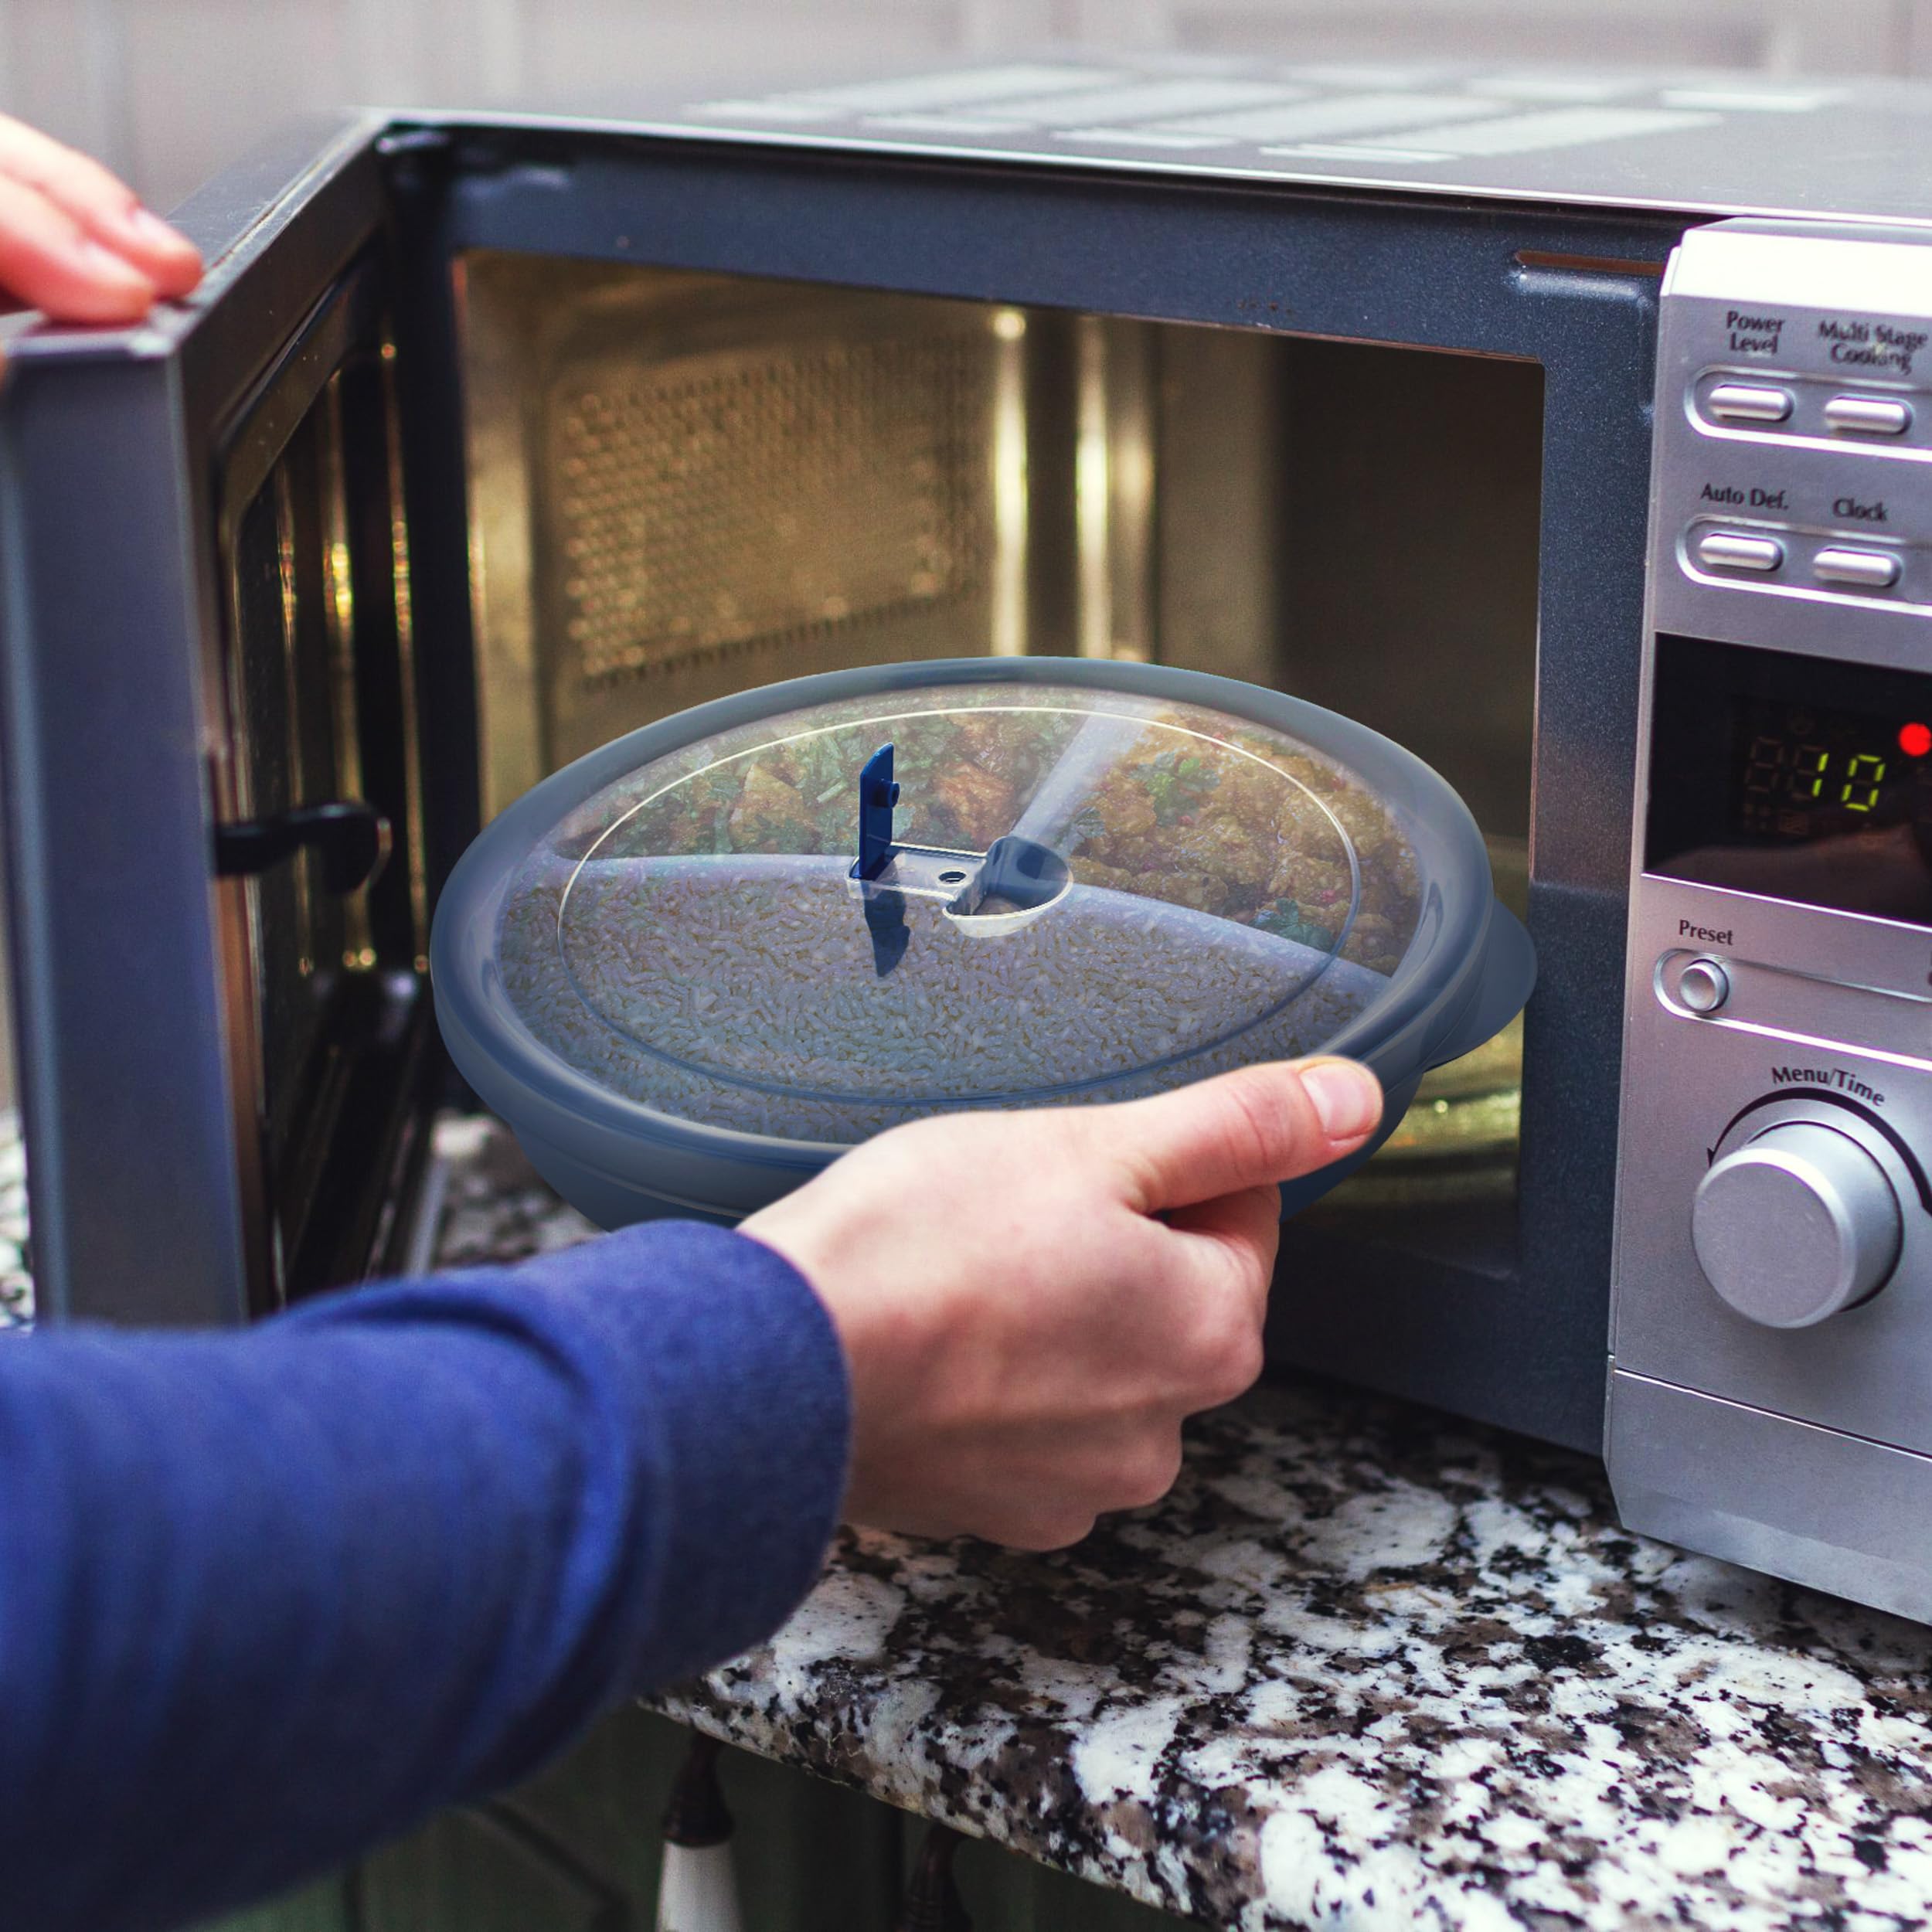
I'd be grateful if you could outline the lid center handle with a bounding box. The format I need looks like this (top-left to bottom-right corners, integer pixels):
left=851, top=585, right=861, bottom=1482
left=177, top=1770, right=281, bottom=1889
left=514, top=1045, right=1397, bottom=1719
left=845, top=740, right=1069, bottom=937
left=856, top=743, right=902, bottom=882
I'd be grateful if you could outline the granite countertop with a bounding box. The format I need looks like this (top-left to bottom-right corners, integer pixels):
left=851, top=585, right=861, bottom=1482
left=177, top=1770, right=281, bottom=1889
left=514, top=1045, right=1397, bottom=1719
left=0, top=1115, right=33, bottom=1332
left=436, top=1117, right=1932, bottom=1932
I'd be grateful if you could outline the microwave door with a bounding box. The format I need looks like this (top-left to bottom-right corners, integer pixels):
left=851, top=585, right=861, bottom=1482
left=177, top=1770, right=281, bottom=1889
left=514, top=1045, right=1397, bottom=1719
left=0, top=114, right=435, bottom=1329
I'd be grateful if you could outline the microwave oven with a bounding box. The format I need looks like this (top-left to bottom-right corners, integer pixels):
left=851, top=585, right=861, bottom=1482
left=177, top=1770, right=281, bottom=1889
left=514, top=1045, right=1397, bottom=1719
left=8, top=56, right=1932, bottom=1621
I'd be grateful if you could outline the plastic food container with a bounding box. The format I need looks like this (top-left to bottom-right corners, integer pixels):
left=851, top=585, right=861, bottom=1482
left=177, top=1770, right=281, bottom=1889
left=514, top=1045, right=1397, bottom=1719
left=432, top=658, right=1534, bottom=1227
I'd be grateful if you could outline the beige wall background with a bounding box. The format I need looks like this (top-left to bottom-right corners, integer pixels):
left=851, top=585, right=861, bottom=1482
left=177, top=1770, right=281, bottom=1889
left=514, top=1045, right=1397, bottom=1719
left=5, top=0, right=1932, bottom=213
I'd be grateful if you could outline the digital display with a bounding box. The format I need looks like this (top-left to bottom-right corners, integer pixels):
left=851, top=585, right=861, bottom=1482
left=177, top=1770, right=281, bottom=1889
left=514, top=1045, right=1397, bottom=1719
left=1649, top=635, right=1932, bottom=926
left=1732, top=700, right=1932, bottom=842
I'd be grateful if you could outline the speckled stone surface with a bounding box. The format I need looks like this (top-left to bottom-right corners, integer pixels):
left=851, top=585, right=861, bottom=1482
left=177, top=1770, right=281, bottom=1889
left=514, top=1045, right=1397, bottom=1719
left=662, top=1396, right=1932, bottom=1931
left=431, top=1112, right=603, bottom=1268
left=418, top=1118, right=1932, bottom=1932
left=0, top=1114, right=33, bottom=1332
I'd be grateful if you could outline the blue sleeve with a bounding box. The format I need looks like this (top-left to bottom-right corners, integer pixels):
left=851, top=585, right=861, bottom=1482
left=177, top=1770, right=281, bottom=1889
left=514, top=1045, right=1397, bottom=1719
left=0, top=1220, right=849, bottom=1932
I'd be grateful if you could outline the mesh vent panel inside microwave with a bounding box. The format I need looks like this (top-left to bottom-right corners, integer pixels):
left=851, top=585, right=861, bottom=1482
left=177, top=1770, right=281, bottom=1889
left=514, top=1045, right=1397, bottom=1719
left=550, top=337, right=991, bottom=685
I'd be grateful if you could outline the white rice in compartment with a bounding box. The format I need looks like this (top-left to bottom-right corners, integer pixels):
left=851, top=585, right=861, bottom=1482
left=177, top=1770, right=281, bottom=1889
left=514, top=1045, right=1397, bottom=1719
left=497, top=850, right=1389, bottom=1143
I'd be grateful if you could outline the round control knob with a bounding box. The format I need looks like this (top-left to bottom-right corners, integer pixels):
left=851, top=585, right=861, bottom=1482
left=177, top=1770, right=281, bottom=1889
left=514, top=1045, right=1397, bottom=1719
left=1678, top=957, right=1730, bottom=1014
left=1692, top=1120, right=1903, bottom=1328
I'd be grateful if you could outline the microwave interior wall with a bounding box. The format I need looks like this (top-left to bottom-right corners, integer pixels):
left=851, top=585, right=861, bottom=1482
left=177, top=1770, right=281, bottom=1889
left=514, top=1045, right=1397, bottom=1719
left=457, top=251, right=1542, bottom=1265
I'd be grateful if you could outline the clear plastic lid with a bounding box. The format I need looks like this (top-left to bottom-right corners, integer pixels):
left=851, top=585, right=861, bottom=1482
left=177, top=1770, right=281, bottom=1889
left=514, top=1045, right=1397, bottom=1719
left=492, top=681, right=1423, bottom=1143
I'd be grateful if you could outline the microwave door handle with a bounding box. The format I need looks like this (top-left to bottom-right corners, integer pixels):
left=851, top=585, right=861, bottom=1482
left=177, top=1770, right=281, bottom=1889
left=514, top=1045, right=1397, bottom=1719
left=213, top=800, right=392, bottom=896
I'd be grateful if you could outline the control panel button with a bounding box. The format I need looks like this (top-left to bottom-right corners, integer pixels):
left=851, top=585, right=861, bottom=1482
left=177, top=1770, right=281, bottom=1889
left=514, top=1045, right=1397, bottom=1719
left=1692, top=1119, right=1903, bottom=1328
left=1696, top=530, right=1784, bottom=573
left=1814, top=546, right=1903, bottom=590
left=1823, top=394, right=1913, bottom=436
left=1677, top=957, right=1730, bottom=1013
left=1707, top=383, right=1794, bottom=423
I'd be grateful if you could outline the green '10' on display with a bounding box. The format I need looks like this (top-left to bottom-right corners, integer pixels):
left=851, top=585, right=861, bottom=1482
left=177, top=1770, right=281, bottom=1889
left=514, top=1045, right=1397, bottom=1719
left=1744, top=733, right=1888, bottom=812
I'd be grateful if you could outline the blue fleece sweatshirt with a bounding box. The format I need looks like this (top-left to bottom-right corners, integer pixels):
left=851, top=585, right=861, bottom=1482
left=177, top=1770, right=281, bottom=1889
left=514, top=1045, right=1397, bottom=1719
left=0, top=1220, right=850, bottom=1932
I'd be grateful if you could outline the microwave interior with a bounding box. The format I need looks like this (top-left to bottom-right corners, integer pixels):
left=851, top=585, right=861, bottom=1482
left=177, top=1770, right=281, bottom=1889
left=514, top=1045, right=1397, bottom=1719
left=453, top=252, right=1542, bottom=1271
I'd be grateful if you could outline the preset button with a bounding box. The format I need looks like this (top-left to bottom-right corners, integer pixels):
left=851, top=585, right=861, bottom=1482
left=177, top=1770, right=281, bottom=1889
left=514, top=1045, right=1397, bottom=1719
left=1677, top=957, right=1731, bottom=1014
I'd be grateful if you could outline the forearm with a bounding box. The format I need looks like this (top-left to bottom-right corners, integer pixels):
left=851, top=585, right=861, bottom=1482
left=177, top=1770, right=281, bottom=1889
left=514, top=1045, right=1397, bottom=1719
left=0, top=1221, right=848, bottom=1932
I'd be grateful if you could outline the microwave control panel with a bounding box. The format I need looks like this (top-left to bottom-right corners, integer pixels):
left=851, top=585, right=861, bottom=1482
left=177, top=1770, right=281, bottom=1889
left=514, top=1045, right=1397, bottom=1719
left=1614, top=219, right=1932, bottom=1625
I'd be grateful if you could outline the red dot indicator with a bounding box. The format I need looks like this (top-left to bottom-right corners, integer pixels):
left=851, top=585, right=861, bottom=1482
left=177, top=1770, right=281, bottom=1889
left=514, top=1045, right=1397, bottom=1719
left=1902, top=722, right=1932, bottom=758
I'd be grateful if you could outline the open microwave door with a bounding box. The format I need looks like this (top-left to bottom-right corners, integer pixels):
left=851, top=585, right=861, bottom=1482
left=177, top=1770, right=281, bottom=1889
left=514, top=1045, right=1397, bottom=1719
left=0, top=117, right=454, bottom=1327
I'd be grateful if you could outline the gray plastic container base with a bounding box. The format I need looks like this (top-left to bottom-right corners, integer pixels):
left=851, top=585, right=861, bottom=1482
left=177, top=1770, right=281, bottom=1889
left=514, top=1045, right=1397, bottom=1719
left=433, top=657, right=1536, bottom=1231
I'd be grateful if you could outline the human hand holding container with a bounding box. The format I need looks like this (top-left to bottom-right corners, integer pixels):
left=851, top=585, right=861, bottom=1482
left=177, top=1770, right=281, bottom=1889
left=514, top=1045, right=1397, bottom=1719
left=743, top=1056, right=1383, bottom=1549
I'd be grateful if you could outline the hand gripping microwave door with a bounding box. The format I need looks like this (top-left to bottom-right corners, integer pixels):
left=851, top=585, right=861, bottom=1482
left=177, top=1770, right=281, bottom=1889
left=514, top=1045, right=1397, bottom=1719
left=431, top=658, right=1534, bottom=1228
